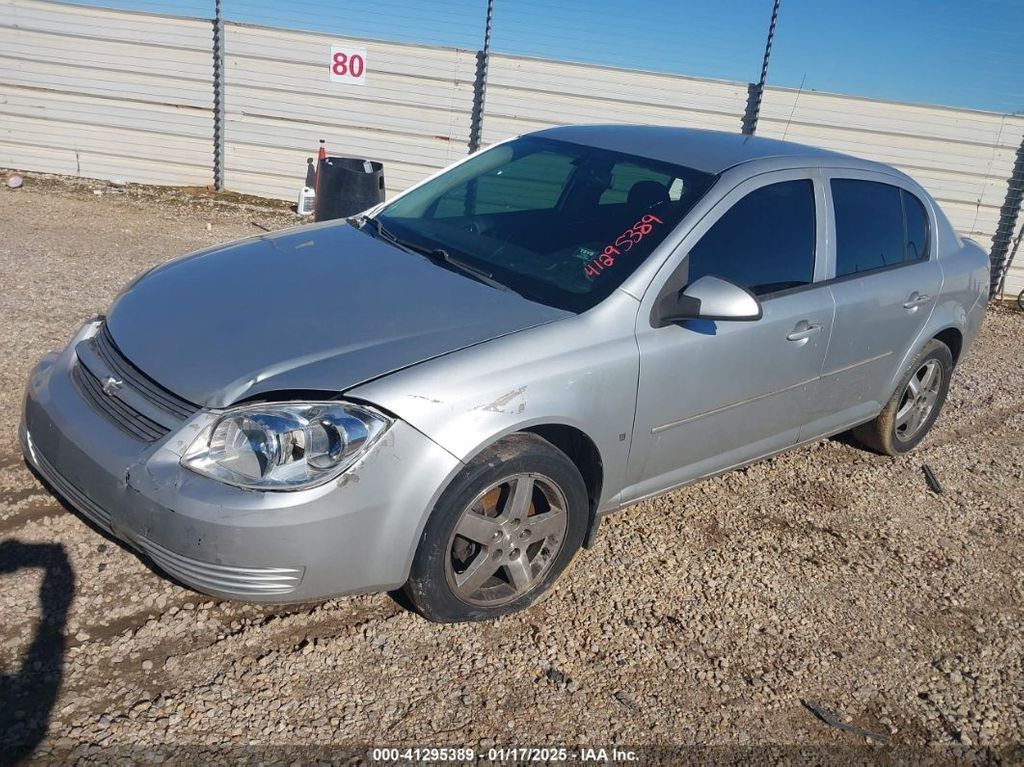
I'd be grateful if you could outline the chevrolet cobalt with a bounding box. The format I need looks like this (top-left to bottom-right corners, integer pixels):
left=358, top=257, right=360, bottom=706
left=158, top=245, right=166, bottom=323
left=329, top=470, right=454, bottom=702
left=21, top=126, right=988, bottom=621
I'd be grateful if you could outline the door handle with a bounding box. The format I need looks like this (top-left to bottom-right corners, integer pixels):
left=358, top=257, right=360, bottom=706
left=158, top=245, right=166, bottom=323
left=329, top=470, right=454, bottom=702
left=903, top=292, right=932, bottom=310
left=786, top=322, right=823, bottom=342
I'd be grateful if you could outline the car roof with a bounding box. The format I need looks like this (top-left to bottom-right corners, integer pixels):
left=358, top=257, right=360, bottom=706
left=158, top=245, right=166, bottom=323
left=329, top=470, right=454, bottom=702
left=531, top=124, right=888, bottom=176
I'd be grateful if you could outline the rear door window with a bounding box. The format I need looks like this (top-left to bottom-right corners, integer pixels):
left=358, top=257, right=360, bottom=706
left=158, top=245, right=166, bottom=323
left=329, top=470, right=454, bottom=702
left=686, top=179, right=816, bottom=296
left=902, top=189, right=930, bottom=262
left=831, top=179, right=929, bottom=276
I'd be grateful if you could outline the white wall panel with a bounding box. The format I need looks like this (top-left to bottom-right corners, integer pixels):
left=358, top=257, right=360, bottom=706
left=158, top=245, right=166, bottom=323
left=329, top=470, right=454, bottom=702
left=0, top=0, right=215, bottom=186
left=481, top=54, right=749, bottom=145
left=222, top=23, right=476, bottom=199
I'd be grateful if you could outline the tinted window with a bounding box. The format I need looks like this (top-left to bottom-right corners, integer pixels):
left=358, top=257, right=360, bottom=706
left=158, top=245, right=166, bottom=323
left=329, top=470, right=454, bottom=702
left=832, top=179, right=905, bottom=276
left=902, top=189, right=930, bottom=262
left=378, top=136, right=716, bottom=313
left=686, top=179, right=816, bottom=295
left=432, top=150, right=576, bottom=217
left=598, top=162, right=679, bottom=204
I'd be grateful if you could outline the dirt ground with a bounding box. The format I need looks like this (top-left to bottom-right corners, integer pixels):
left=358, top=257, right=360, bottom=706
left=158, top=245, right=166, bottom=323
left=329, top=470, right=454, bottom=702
left=0, top=173, right=1022, bottom=763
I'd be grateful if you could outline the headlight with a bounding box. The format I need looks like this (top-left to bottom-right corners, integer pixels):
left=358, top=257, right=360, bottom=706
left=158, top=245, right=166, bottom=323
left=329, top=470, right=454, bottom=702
left=182, top=402, right=390, bottom=490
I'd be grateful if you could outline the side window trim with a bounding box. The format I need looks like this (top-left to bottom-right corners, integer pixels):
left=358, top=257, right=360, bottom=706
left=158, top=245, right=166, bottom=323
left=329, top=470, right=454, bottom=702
left=821, top=167, right=935, bottom=283
left=643, top=168, right=825, bottom=327
left=811, top=167, right=830, bottom=284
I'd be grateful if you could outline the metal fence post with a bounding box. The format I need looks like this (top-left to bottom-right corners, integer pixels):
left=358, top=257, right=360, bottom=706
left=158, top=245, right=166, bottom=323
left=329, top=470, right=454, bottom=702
left=467, top=0, right=494, bottom=154
left=742, top=0, right=781, bottom=135
left=991, top=133, right=1024, bottom=296
left=213, top=0, right=226, bottom=190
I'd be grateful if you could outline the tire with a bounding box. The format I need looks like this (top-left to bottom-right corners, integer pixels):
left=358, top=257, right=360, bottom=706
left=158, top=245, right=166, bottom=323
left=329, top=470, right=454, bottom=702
left=405, top=433, right=588, bottom=623
left=853, top=339, right=953, bottom=455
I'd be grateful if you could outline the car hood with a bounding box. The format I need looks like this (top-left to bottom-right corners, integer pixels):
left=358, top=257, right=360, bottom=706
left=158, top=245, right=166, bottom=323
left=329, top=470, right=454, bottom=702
left=105, top=222, right=570, bottom=408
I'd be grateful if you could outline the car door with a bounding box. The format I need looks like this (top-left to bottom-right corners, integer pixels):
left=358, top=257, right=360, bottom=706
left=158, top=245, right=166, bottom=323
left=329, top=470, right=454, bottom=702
left=623, top=170, right=835, bottom=503
left=800, top=172, right=944, bottom=439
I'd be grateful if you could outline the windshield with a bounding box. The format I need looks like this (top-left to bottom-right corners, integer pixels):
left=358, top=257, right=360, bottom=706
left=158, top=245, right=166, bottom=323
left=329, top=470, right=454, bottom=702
left=374, top=136, right=716, bottom=313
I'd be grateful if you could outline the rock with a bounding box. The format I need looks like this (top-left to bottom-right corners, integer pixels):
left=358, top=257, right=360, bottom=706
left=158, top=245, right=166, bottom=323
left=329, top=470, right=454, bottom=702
left=613, top=691, right=640, bottom=711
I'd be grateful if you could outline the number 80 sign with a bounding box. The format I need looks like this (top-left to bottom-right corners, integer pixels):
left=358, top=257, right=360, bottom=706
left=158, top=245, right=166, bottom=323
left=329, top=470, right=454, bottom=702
left=330, top=45, right=367, bottom=85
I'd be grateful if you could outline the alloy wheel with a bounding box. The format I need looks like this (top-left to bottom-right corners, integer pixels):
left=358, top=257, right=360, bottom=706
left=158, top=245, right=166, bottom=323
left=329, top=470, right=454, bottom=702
left=894, top=359, right=942, bottom=442
left=445, top=473, right=568, bottom=607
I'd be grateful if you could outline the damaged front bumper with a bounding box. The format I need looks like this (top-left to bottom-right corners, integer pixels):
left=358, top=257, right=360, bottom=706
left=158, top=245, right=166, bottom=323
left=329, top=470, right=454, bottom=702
left=19, top=339, right=461, bottom=603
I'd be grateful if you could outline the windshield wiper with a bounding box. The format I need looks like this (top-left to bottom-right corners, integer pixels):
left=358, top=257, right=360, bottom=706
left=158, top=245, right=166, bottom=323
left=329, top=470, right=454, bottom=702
left=348, top=215, right=517, bottom=295
left=423, top=248, right=506, bottom=288
left=347, top=213, right=401, bottom=245
left=418, top=247, right=520, bottom=295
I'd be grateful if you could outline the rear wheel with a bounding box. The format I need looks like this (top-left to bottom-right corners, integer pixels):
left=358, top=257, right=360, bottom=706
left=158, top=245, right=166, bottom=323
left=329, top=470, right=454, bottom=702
left=405, top=433, right=588, bottom=622
left=853, top=339, right=953, bottom=455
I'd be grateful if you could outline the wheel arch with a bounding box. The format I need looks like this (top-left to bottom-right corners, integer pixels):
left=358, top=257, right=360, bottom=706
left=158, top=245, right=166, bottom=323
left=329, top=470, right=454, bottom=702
left=887, top=297, right=969, bottom=394
left=932, top=326, right=963, bottom=366
left=523, top=424, right=604, bottom=543
left=460, top=421, right=606, bottom=548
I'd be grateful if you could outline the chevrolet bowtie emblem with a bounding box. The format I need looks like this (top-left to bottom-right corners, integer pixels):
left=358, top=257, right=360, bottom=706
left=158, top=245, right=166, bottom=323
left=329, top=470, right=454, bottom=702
left=101, top=376, right=124, bottom=397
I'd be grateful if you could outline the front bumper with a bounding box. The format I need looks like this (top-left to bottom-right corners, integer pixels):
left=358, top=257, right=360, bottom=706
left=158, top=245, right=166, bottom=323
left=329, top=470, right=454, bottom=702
left=20, top=342, right=462, bottom=602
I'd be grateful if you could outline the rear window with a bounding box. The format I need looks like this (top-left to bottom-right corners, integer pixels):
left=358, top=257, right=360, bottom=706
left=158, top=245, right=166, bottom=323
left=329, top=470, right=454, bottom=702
left=598, top=162, right=680, bottom=205
left=831, top=179, right=931, bottom=277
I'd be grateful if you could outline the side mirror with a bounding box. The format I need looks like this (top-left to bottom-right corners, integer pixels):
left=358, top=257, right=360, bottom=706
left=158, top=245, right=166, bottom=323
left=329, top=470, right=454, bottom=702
left=655, top=275, right=762, bottom=325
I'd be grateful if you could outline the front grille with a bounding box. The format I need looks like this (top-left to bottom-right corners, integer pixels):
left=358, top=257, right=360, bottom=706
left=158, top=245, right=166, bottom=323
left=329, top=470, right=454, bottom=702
left=92, top=326, right=197, bottom=420
left=137, top=536, right=304, bottom=597
left=72, top=361, right=169, bottom=441
left=72, top=325, right=200, bottom=442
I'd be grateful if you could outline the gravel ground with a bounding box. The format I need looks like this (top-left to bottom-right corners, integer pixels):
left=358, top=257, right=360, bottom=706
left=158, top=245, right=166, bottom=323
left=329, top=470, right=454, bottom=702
left=1, top=173, right=1022, bottom=763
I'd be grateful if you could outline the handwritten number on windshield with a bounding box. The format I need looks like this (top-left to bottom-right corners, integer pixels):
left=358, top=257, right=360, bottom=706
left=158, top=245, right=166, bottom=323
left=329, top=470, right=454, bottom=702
left=584, top=215, right=663, bottom=279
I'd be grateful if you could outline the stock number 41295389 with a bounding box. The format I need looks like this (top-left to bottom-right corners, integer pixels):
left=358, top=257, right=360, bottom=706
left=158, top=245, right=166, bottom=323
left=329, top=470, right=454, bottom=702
left=584, top=214, right=663, bottom=279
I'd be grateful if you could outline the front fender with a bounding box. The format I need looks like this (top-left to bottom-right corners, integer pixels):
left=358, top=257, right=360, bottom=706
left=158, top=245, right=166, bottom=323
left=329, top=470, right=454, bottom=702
left=347, top=296, right=641, bottom=513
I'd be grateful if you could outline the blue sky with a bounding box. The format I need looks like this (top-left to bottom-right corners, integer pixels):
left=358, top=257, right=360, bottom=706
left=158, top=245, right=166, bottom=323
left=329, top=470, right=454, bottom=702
left=82, top=0, right=1023, bottom=114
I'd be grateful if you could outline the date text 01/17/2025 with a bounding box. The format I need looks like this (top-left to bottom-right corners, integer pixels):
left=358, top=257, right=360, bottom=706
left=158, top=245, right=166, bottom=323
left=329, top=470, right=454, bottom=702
left=584, top=214, right=663, bottom=279
left=370, top=746, right=639, bottom=762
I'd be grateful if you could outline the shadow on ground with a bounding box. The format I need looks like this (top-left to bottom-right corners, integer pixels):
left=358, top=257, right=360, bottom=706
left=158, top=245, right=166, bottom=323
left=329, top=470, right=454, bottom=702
left=0, top=540, right=74, bottom=764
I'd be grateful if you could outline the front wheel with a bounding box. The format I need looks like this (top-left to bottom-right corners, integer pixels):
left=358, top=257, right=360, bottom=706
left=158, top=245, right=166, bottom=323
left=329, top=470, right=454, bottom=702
left=405, top=433, right=588, bottom=622
left=853, top=339, right=953, bottom=455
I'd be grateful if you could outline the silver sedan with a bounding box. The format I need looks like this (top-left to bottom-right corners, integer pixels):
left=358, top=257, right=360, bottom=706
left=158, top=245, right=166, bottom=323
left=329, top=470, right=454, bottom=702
left=21, top=126, right=989, bottom=622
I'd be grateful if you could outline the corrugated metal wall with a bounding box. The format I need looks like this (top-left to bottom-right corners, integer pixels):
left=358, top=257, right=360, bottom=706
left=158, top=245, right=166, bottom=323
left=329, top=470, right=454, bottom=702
left=222, top=23, right=476, bottom=200
left=0, top=0, right=215, bottom=186
left=1, top=1, right=1022, bottom=294
left=481, top=54, right=749, bottom=144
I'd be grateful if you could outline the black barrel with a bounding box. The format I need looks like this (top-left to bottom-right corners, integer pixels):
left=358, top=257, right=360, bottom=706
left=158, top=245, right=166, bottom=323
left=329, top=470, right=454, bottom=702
left=314, top=157, right=386, bottom=221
